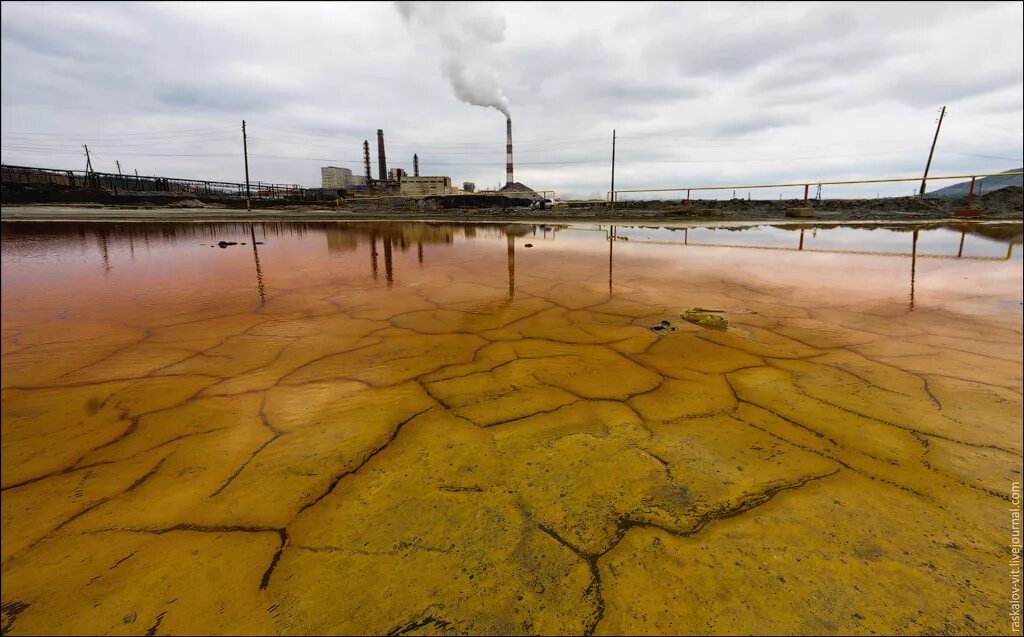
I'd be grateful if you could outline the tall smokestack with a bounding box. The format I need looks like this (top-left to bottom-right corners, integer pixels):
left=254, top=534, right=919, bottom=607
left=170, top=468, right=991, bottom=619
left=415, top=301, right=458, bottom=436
left=505, top=118, right=513, bottom=187
left=377, top=129, right=387, bottom=181
left=413, top=154, right=419, bottom=177
left=363, top=140, right=372, bottom=187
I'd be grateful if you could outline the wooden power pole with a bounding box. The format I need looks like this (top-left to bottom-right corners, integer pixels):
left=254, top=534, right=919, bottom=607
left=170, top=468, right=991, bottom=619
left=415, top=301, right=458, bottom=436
left=610, top=129, right=616, bottom=209
left=919, top=106, right=946, bottom=198
left=82, top=145, right=96, bottom=189
left=242, top=120, right=252, bottom=211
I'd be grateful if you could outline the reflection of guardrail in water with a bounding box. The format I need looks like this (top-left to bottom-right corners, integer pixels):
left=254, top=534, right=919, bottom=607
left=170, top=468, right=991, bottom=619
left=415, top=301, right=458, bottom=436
left=613, top=230, right=1019, bottom=261
left=607, top=172, right=1024, bottom=204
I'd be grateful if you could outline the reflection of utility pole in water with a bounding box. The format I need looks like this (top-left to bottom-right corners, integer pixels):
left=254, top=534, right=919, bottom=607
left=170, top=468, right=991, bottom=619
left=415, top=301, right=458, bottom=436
left=98, top=229, right=111, bottom=275
left=369, top=232, right=379, bottom=281
left=417, top=241, right=424, bottom=267
left=384, top=236, right=394, bottom=288
left=799, top=228, right=805, bottom=251
left=909, top=229, right=918, bottom=311
left=608, top=225, right=615, bottom=297
left=957, top=230, right=966, bottom=258
left=507, top=234, right=515, bottom=299
left=128, top=231, right=135, bottom=260
left=251, top=224, right=266, bottom=304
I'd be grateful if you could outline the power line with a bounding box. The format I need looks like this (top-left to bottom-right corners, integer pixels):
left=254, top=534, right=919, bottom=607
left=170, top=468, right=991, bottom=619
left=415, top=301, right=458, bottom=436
left=948, top=151, right=1024, bottom=162
left=0, top=126, right=237, bottom=138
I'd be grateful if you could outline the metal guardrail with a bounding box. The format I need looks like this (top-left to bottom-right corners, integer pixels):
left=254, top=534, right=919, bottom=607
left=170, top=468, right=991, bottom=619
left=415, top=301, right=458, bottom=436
left=606, top=172, right=1024, bottom=202
left=0, top=163, right=322, bottom=200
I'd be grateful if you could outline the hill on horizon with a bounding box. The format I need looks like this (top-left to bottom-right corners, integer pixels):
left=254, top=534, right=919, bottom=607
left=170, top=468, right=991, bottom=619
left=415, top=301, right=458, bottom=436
left=926, top=167, right=1023, bottom=198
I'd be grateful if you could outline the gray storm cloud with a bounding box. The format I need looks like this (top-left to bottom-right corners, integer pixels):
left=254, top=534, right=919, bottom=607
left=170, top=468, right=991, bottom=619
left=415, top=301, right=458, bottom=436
left=395, top=1, right=511, bottom=118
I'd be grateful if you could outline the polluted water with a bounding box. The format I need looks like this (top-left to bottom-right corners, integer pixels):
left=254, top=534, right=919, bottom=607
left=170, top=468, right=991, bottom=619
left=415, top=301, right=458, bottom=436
left=1, top=220, right=1021, bottom=635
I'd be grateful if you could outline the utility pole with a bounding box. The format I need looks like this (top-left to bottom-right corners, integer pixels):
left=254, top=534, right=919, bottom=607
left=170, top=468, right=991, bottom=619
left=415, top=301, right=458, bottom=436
left=919, top=105, right=945, bottom=198
left=83, top=145, right=95, bottom=189
left=242, top=120, right=252, bottom=211
left=610, top=129, right=616, bottom=210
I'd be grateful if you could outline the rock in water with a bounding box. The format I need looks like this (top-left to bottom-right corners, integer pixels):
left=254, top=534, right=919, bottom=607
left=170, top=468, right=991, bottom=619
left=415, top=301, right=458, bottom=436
left=680, top=308, right=729, bottom=331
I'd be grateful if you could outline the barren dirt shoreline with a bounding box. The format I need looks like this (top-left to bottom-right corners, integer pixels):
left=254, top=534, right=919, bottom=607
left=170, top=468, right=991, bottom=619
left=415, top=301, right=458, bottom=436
left=2, top=202, right=1022, bottom=226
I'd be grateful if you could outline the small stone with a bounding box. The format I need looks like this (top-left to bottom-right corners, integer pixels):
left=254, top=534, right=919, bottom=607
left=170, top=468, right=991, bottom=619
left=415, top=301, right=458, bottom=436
left=123, top=611, right=136, bottom=624
left=524, top=243, right=533, bottom=248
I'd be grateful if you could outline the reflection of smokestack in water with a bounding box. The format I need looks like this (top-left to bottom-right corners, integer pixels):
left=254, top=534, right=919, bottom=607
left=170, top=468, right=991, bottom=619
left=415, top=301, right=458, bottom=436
left=505, top=118, right=513, bottom=187
left=384, top=236, right=394, bottom=288
left=377, top=129, right=387, bottom=181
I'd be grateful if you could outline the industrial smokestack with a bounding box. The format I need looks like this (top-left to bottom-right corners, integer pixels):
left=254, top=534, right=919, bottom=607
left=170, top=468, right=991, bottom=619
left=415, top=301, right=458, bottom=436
left=413, top=154, right=419, bottom=177
left=505, top=118, right=513, bottom=187
left=363, top=140, right=372, bottom=187
left=377, top=129, right=387, bottom=181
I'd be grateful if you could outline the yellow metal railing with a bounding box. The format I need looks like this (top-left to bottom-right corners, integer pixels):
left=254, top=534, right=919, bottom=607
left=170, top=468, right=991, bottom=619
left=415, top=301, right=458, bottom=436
left=606, top=172, right=1024, bottom=201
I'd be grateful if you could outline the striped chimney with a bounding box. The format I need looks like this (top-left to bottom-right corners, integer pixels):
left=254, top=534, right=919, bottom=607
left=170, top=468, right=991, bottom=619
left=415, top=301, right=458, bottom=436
left=505, top=118, right=513, bottom=187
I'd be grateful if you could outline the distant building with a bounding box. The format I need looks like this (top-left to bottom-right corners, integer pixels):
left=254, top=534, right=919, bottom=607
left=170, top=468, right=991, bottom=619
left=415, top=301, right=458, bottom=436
left=389, top=168, right=408, bottom=181
left=399, top=175, right=452, bottom=197
left=462, top=182, right=476, bottom=193
left=321, top=166, right=366, bottom=189
left=321, top=166, right=351, bottom=189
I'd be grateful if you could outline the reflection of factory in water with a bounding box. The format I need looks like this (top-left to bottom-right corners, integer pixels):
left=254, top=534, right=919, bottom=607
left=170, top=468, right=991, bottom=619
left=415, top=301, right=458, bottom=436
left=324, top=222, right=534, bottom=254
left=323, top=222, right=561, bottom=294
left=4, top=221, right=1017, bottom=312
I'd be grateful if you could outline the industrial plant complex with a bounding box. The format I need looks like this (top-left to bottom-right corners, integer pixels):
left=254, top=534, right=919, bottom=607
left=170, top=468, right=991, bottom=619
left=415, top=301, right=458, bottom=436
left=318, top=120, right=531, bottom=200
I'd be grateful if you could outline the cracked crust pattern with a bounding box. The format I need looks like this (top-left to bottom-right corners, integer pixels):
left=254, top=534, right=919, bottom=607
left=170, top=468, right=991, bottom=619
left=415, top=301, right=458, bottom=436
left=1, top=221, right=1021, bottom=635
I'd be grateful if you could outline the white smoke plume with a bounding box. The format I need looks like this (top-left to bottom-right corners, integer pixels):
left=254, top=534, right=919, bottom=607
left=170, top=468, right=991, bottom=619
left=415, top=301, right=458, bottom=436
left=395, top=1, right=511, bottom=118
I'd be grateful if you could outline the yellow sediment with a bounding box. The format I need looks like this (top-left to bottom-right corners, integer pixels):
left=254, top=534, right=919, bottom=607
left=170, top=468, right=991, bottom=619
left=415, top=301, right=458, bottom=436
left=1, top=223, right=1021, bottom=635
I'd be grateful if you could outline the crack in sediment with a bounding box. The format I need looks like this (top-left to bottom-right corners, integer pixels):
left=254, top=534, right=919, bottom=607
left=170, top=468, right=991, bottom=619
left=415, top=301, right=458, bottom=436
left=915, top=434, right=1016, bottom=502
left=3, top=454, right=171, bottom=566
left=535, top=467, right=843, bottom=636
left=210, top=393, right=284, bottom=498
left=729, top=406, right=930, bottom=501
left=387, top=614, right=454, bottom=636
left=296, top=406, right=435, bottom=515
left=787, top=378, right=1017, bottom=455
left=73, top=523, right=289, bottom=592
left=144, top=611, right=166, bottom=636
left=536, top=524, right=605, bottom=636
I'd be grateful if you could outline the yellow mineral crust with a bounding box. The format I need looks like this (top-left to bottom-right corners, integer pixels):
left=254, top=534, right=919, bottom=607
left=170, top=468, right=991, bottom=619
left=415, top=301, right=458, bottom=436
left=1, top=223, right=1021, bottom=635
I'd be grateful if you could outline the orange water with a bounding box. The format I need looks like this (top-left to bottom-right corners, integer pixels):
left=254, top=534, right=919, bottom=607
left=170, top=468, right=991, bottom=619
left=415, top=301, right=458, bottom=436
left=2, top=220, right=1022, bottom=635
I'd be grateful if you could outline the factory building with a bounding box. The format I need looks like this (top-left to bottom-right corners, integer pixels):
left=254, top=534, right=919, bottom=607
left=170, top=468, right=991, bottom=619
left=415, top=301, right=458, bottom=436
left=399, top=175, right=452, bottom=197
left=321, top=166, right=366, bottom=189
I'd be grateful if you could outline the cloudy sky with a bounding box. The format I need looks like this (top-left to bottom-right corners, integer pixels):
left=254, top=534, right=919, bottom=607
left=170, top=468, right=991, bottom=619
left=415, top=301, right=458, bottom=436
left=2, top=1, right=1022, bottom=199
